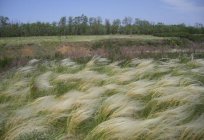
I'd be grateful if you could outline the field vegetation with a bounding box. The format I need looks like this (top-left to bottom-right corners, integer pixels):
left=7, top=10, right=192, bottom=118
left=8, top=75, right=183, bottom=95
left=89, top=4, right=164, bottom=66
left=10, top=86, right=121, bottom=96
left=0, top=57, right=204, bottom=139
left=0, top=15, right=204, bottom=140
left=0, top=15, right=204, bottom=41
left=0, top=35, right=203, bottom=71
left=0, top=35, right=166, bottom=46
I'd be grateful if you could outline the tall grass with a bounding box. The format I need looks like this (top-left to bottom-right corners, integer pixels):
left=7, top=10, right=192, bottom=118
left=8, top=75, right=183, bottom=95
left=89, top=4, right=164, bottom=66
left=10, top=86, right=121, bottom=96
left=0, top=57, right=204, bottom=139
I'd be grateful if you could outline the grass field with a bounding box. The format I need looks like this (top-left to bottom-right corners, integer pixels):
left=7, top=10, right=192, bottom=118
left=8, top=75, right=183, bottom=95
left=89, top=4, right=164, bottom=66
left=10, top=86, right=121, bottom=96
left=0, top=35, right=204, bottom=139
left=1, top=35, right=199, bottom=70
left=0, top=35, right=167, bottom=46
left=0, top=57, right=204, bottom=139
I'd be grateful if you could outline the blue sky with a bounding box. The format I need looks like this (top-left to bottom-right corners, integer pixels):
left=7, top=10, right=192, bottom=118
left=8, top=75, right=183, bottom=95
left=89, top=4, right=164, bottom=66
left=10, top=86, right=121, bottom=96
left=0, top=0, right=204, bottom=25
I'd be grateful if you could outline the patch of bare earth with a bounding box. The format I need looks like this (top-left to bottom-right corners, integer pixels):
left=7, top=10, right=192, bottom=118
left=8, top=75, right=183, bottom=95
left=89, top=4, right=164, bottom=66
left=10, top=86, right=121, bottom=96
left=92, top=48, right=109, bottom=57
left=21, top=47, right=34, bottom=57
left=57, top=45, right=92, bottom=58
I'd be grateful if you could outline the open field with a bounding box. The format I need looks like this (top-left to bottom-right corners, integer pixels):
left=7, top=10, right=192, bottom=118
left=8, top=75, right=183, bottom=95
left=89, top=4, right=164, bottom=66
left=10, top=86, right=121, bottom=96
left=0, top=57, right=204, bottom=139
left=0, top=35, right=170, bottom=60
left=0, top=35, right=204, bottom=139
left=1, top=0, right=204, bottom=139
left=1, top=35, right=204, bottom=71
left=0, top=35, right=166, bottom=46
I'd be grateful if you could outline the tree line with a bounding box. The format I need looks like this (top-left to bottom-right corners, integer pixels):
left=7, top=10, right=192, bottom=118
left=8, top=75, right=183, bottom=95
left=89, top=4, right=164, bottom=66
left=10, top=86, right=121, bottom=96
left=0, top=15, right=204, bottom=39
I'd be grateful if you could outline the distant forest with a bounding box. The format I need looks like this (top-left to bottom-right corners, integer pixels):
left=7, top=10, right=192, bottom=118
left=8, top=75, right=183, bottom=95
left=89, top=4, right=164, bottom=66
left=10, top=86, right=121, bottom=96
left=0, top=14, right=204, bottom=40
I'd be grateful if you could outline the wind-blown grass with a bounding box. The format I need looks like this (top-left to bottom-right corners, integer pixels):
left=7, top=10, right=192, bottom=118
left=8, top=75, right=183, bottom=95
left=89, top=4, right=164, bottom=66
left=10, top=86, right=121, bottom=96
left=0, top=57, right=204, bottom=140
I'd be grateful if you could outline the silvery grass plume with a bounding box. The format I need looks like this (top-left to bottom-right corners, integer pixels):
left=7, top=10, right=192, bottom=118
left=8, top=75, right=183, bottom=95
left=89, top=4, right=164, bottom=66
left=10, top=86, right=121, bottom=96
left=0, top=57, right=203, bottom=140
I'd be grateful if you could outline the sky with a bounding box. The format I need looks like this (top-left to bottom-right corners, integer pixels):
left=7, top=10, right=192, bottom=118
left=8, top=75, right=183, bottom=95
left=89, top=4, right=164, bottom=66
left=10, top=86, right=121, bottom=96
left=0, top=0, right=204, bottom=25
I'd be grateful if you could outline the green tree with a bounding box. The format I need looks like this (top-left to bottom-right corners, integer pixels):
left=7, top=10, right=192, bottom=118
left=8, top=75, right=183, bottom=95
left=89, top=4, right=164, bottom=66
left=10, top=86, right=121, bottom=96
left=105, top=19, right=111, bottom=34
left=68, top=16, right=74, bottom=35
left=111, top=19, right=121, bottom=34
left=59, top=16, right=67, bottom=36
left=122, top=17, right=132, bottom=34
left=0, top=16, right=9, bottom=27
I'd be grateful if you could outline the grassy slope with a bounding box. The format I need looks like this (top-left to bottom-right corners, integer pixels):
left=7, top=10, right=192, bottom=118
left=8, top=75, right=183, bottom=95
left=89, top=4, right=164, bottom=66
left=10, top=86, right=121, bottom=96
left=0, top=35, right=165, bottom=46
left=0, top=57, right=204, bottom=140
left=0, top=35, right=178, bottom=70
left=1, top=35, right=196, bottom=70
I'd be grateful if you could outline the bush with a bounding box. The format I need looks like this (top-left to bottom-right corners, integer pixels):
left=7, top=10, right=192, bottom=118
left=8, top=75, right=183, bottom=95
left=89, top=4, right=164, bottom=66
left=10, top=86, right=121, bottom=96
left=0, top=57, right=12, bottom=68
